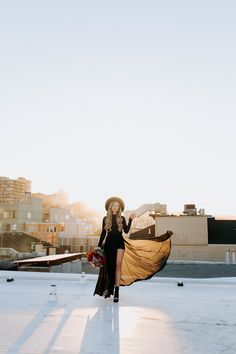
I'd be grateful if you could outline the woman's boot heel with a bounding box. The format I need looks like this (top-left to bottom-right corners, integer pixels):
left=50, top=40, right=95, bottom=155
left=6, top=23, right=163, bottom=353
left=113, top=286, right=119, bottom=303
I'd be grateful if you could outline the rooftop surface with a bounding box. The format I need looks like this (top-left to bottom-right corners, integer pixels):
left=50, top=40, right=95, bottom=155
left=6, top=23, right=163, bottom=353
left=0, top=270, right=235, bottom=354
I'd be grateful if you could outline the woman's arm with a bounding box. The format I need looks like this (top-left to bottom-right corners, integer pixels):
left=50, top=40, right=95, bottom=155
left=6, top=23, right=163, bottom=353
left=122, top=216, right=132, bottom=234
left=97, top=216, right=106, bottom=247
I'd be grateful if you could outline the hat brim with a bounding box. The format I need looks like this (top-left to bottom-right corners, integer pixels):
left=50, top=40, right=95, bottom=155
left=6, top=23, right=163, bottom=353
left=105, top=197, right=125, bottom=211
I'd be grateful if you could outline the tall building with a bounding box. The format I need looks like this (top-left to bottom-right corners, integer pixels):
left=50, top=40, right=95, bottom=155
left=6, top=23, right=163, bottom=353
left=0, top=176, right=31, bottom=202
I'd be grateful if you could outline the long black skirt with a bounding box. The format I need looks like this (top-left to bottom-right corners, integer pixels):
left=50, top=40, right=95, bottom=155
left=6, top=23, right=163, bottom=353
left=93, top=232, right=172, bottom=297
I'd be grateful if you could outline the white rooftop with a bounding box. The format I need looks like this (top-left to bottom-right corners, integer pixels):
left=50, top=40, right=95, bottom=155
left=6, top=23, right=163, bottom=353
left=0, top=271, right=235, bottom=354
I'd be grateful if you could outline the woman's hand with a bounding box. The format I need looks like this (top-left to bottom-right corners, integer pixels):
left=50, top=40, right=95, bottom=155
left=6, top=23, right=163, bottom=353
left=129, top=213, right=136, bottom=220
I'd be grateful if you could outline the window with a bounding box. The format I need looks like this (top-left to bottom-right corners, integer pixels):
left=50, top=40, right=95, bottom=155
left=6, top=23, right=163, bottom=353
left=27, top=212, right=32, bottom=219
left=3, top=210, right=16, bottom=219
left=47, top=227, right=54, bottom=233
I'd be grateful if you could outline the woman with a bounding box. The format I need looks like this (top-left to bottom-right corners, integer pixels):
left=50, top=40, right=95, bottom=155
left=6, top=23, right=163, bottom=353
left=93, top=196, right=135, bottom=302
left=93, top=196, right=173, bottom=302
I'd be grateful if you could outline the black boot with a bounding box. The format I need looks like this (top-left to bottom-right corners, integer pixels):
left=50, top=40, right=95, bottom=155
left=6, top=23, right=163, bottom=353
left=113, top=285, right=119, bottom=303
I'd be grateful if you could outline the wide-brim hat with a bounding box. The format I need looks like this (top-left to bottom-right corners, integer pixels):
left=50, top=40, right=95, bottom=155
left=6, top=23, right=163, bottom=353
left=105, top=196, right=125, bottom=211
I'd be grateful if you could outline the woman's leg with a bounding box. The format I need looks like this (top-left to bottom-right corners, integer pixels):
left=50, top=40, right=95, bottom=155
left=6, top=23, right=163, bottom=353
left=115, top=249, right=125, bottom=286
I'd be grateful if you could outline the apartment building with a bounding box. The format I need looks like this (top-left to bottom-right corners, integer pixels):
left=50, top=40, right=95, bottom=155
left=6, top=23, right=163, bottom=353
left=0, top=176, right=31, bottom=202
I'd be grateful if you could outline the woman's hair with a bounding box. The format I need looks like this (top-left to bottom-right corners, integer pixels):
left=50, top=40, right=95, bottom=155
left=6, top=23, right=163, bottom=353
left=104, top=202, right=123, bottom=232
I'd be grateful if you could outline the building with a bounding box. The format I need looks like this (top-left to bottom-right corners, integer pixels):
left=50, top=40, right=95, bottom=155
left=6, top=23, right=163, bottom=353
left=32, top=190, right=68, bottom=208
left=0, top=196, right=43, bottom=232
left=24, top=222, right=64, bottom=246
left=130, top=203, right=236, bottom=262
left=0, top=179, right=99, bottom=251
left=59, top=235, right=98, bottom=253
left=123, top=203, right=166, bottom=234
left=0, top=176, right=31, bottom=202
left=23, top=191, right=100, bottom=249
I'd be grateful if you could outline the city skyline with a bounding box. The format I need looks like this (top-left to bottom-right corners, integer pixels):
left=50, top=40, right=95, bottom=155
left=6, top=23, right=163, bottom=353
left=1, top=174, right=235, bottom=219
left=1, top=1, right=236, bottom=216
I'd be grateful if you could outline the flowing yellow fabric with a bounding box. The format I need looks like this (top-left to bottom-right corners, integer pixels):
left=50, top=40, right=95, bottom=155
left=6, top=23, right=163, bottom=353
left=120, top=237, right=171, bottom=286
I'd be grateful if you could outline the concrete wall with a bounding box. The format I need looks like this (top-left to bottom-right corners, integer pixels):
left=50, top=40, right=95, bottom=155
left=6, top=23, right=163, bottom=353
left=155, top=216, right=208, bottom=245
left=169, top=244, right=236, bottom=262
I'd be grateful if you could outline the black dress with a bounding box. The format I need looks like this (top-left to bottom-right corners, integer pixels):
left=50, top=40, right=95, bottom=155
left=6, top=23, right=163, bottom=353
left=93, top=214, right=172, bottom=297
left=93, top=214, right=132, bottom=297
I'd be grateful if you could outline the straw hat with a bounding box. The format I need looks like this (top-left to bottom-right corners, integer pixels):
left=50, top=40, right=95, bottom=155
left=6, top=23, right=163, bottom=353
left=105, top=196, right=125, bottom=211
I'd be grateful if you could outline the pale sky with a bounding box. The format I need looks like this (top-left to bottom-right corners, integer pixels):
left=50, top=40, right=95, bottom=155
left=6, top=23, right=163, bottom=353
left=1, top=1, right=236, bottom=216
